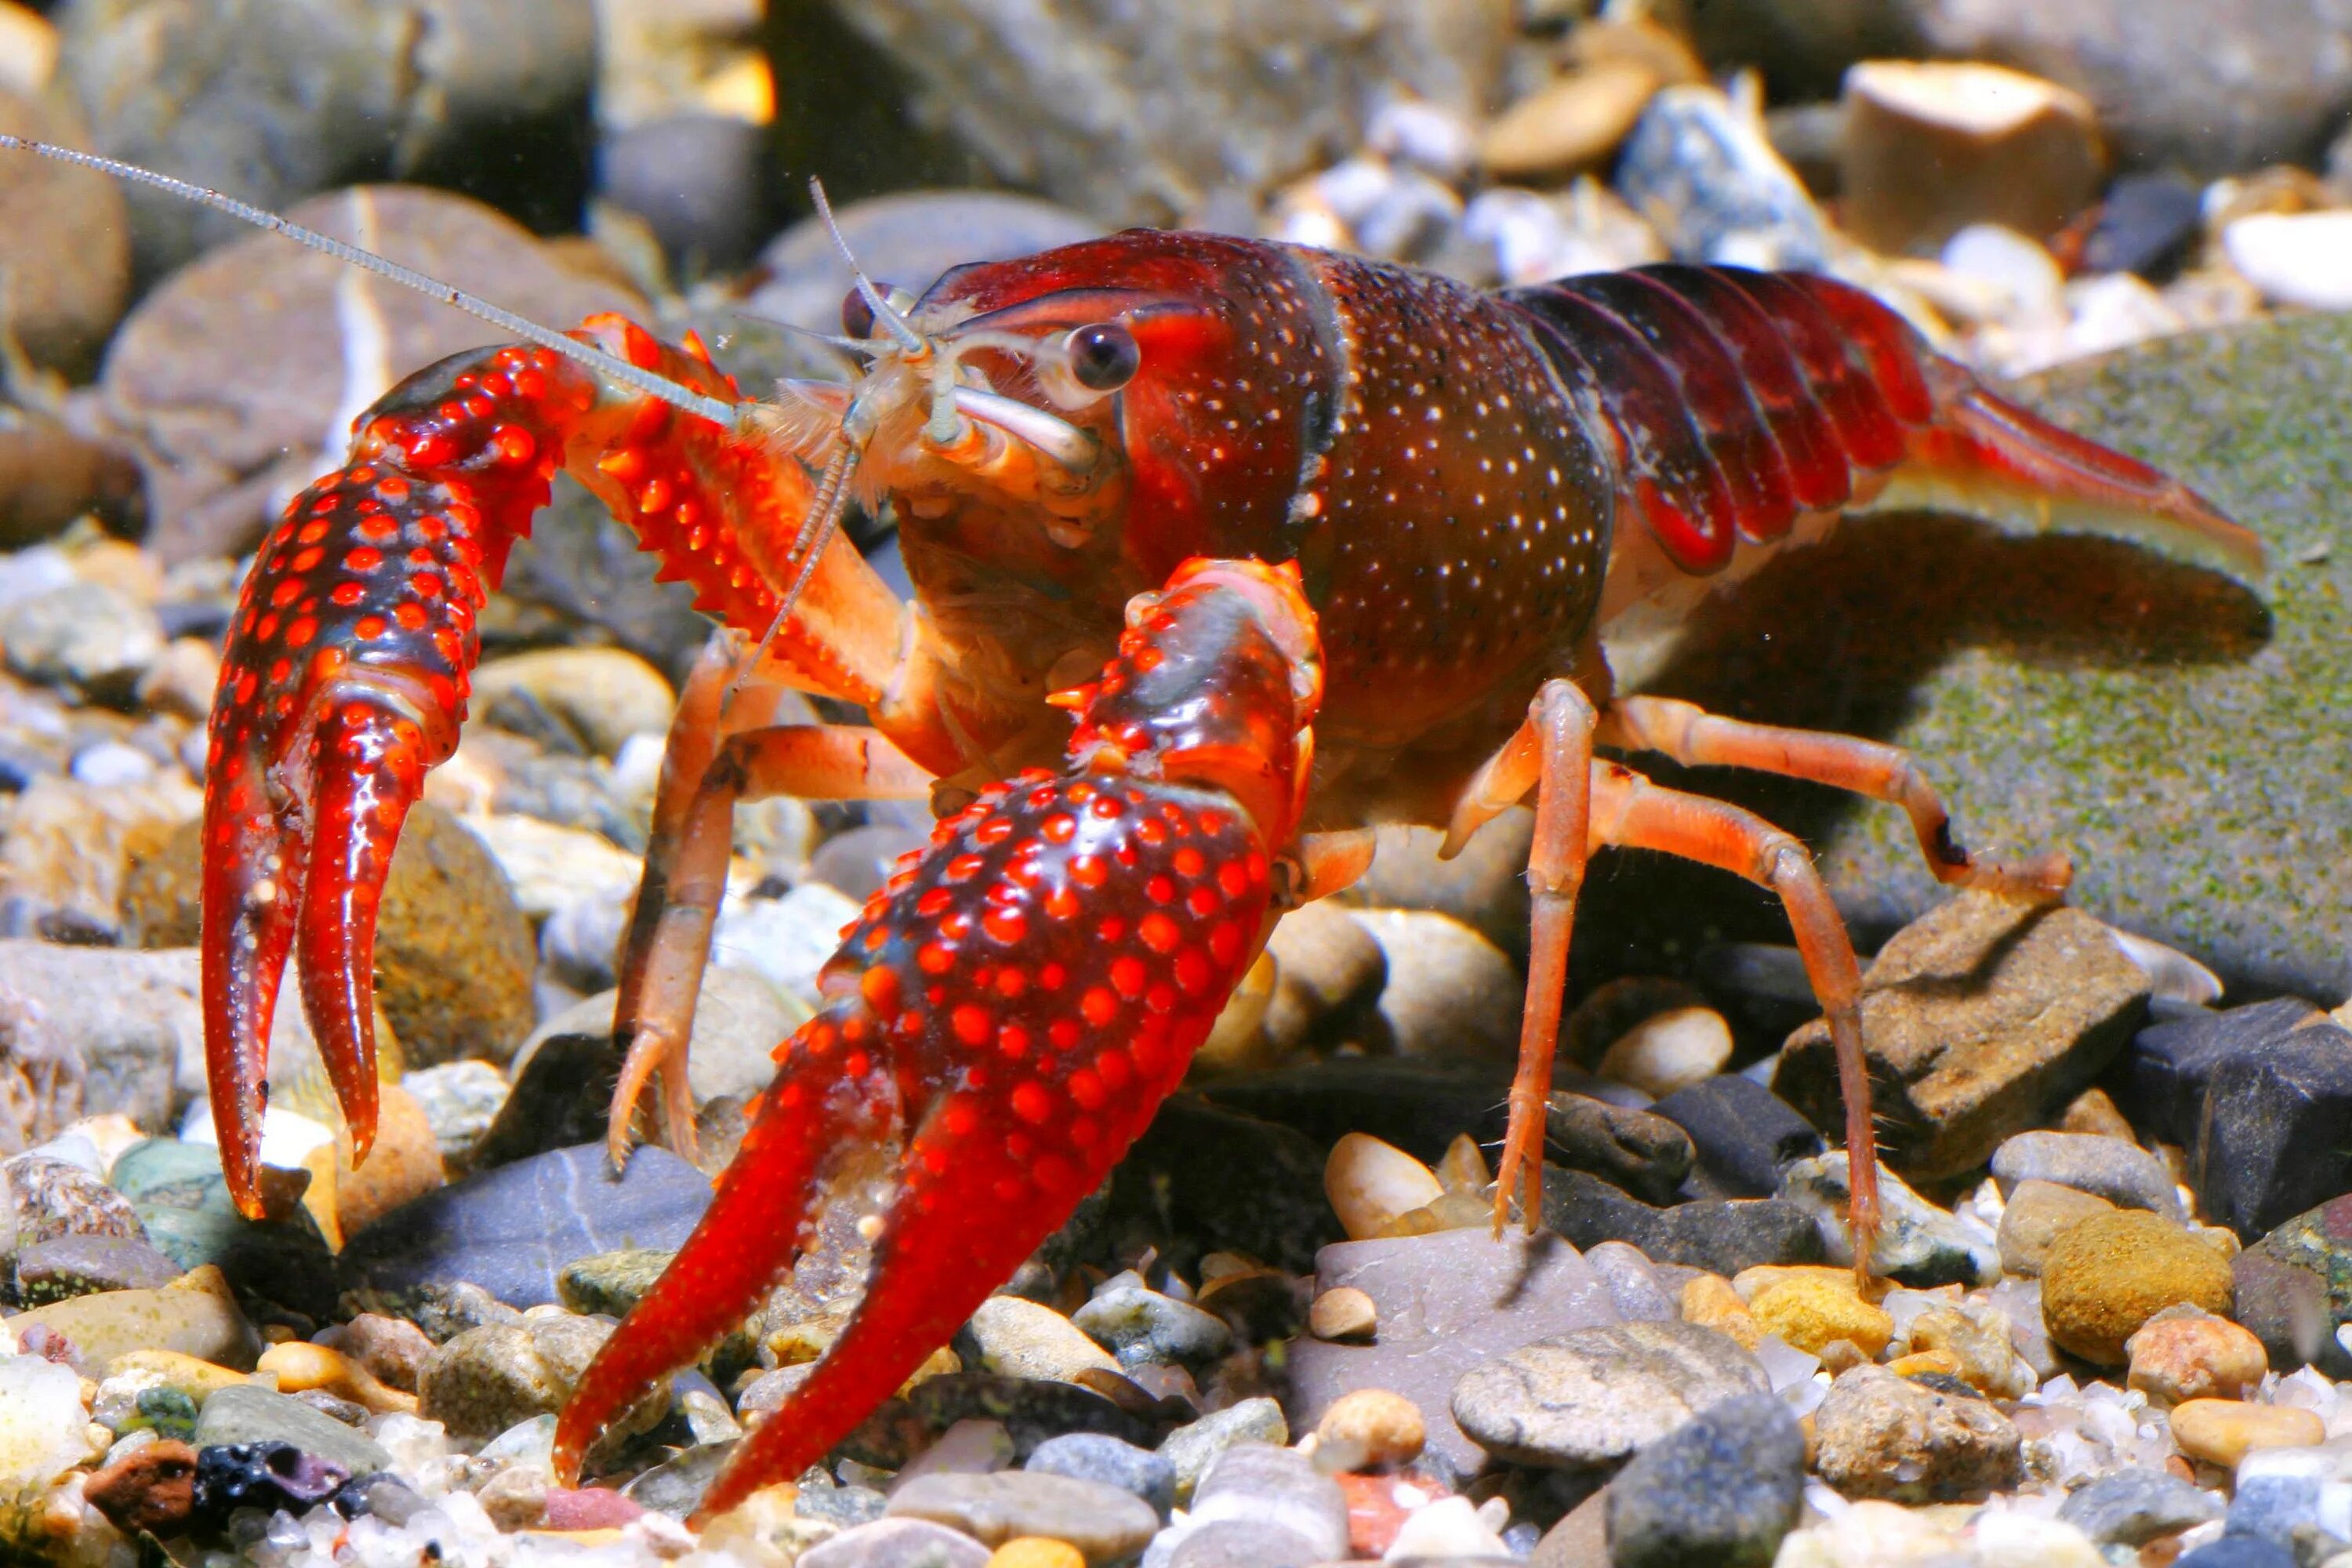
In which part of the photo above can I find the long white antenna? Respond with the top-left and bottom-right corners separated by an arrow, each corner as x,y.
809,177 -> 922,354
0,134 -> 745,429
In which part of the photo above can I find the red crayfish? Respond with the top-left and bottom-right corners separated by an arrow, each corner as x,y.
3,138 -> 2263,1522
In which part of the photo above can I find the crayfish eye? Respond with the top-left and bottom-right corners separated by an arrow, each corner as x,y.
1067,322 -> 1139,392
840,287 -> 877,339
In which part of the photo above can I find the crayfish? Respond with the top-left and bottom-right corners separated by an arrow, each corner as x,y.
2,138 -> 2263,1522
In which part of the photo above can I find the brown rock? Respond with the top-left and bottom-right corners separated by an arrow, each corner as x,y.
124,803 -> 534,1067
82,1438 -> 197,1535
1840,60 -> 2105,255
1679,1273 -> 1761,1350
1314,1388 -> 1425,1471
2169,1399 -> 2324,1469
4,774 -> 198,945
1479,60 -> 1662,180
2058,1086 -> 2136,1142
334,1083 -> 447,1236
1813,1364 -> 2022,1503
1997,1179 -> 2116,1277
1777,892 -> 2151,1181
0,85 -> 129,371
318,1312 -> 435,1392
2126,1305 -> 2267,1406
1307,1286 -> 1377,1343
2041,1210 -> 2234,1365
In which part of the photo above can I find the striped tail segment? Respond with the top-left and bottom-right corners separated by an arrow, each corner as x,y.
1503,266 -> 2263,582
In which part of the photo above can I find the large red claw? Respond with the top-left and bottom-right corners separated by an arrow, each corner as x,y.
555,560 -> 1322,1521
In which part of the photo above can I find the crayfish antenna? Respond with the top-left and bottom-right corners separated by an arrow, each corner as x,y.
0,133 -> 742,431
808,176 -> 923,354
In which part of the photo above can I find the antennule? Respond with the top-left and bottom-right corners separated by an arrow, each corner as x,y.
0,134 -> 743,429
808,178 -> 923,354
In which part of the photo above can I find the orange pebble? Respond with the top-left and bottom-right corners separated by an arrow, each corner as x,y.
987,1541 -> 1087,1568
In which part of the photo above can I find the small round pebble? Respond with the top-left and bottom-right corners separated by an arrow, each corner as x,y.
886,1471 -> 1158,1561
256,1341 -> 418,1414
987,1541 -> 1085,1568
2128,1306 -> 2268,1405
1313,1388 -> 1425,1472
960,1296 -> 1121,1383
2169,1399 -> 2325,1469
2041,1210 -> 2235,1364
1308,1286 -> 1377,1342
1324,1132 -> 1444,1241
1680,1274 -> 1762,1350
1025,1432 -> 1174,1517
1747,1275 -> 1893,1358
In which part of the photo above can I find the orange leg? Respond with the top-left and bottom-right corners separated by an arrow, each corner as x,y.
201,317 -> 908,1218
1585,760 -> 1879,1283
609,647 -> 934,1164
1599,695 -> 2070,899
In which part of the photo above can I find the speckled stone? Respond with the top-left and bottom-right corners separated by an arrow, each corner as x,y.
1450,1320 -> 1768,1469
1812,1365 -> 2021,1503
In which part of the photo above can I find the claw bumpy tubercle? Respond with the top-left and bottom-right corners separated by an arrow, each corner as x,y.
555,561 -> 1319,1519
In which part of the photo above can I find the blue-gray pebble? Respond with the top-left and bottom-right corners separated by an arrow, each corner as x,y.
2180,1537 -> 2299,1568
1026,1432 -> 1176,1517
1606,1393 -> 1803,1568
2058,1466 -> 2223,1547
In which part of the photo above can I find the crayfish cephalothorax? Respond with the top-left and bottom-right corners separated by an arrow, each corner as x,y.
0,137 -> 2268,1520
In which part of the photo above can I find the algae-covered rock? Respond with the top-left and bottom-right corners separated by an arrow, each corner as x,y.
1602,311 -> 2352,1001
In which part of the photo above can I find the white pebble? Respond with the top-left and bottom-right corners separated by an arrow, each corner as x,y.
1596,1006 -> 1732,1098
1940,223 -> 2065,323
1324,1131 -> 1444,1241
71,742 -> 157,787
2223,211 -> 2352,310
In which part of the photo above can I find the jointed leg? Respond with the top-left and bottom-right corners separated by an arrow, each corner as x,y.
1447,680 -> 1601,1232
611,636 -> 932,1163
1587,760 -> 1880,1283
1600,695 -> 2069,899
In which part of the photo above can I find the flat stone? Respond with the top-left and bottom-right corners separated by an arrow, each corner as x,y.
189,1383 -> 390,1478
2056,1466 -> 2223,1547
1450,1319 -> 1769,1469
1543,1169 -> 1826,1277
2128,1000 -> 2324,1148
1175,1443 -> 1347,1563
886,1470 -> 1159,1563
1606,1392 -> 1803,1568
1623,313 -> 2352,1005
338,1142 -> 710,1309
1025,1432 -> 1174,1517
1649,1074 -> 1824,1199
1283,1227 -> 1621,1473
1582,1241 -> 1675,1323
7,1265 -> 260,1375
10,1234 -> 183,1304
1991,1131 -> 2183,1219
1811,1365 -> 2021,1503
1071,1286 -> 1232,1370
1542,1095 -> 1693,1206
2190,1017 -> 2352,1239
797,1518 -> 991,1568
1776,893 -> 2151,1181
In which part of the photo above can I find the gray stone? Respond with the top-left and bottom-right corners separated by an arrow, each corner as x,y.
0,581 -> 162,700
1616,85 -> 1829,270
337,1142 -> 711,1310
1025,1432 -> 1174,1518
1779,1152 -> 1998,1288
1811,1365 -> 2021,1503
398,1062 -> 510,1172
10,1234 -> 183,1304
1777,894 -> 2151,1182
1285,1227 -> 1621,1474
1582,1241 -> 1675,1323
0,85 -> 130,373
1606,1393 -> 1804,1568
619,1442 -> 736,1523
1157,1399 -> 1287,1504
811,0 -> 1508,229
797,1517 -> 991,1568
1072,1285 -> 1232,1370
1178,1443 -> 1347,1562
2193,1019 -> 2352,1240
1450,1320 -> 1769,1470
2058,1466 -> 2223,1548
885,1469 -> 1160,1561
2231,1195 -> 2352,1377
1542,1169 -> 1828,1278
190,1383 -> 389,1477
2129,1000 -> 2321,1149
1991,1131 -> 2183,1220
1543,1094 -> 1693,1207
419,1313 -> 662,1443
1162,1520 -> 1319,1568
1650,1074 -> 1825,1199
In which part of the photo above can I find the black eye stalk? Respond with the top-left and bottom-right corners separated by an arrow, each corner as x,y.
1068,322 -> 1141,391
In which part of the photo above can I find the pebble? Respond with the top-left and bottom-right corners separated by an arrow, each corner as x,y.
2128,999 -> 2320,1149
2128,1305 -> 2268,1405
256,1340 -> 416,1415
470,647 -> 673,758
1025,1432 -> 1174,1518
1168,1443 -> 1348,1563
0,1352 -> 100,1496
2,1151 -> 144,1254
82,1437 -> 198,1536
11,1235 -> 182,1304
1308,1286 -> 1377,1342
1259,901 -> 1385,1058
793,1516 -> 994,1568
1615,84 -> 1828,270
1777,893 -> 2152,1183
7,1263 -> 260,1375
2234,1193 -> 2352,1376
2056,1465 -> 2223,1547
1543,1094 -> 1693,1206
189,1383 -> 390,1477
2191,1012 -> 2352,1238
1479,59 -> 1663,180
1649,1074 -> 1823,1199
1595,1007 -> 1733,1100
556,1248 -> 676,1320
2041,1209 -> 2235,1364
988,1541 -> 1086,1568
887,1471 -> 1159,1563
338,1142 -> 711,1310
1312,1388 -> 1425,1472
419,1314 -> 663,1443
2171,1399 -> 2326,1469
1777,1152 -> 1997,1287
1746,1272 -> 1893,1358
1324,1131 -> 1447,1241
316,1313 -> 435,1393
1348,910 -> 1523,1065
1583,1240 -> 1675,1323
1607,1392 -> 1803,1568
1071,1284 -> 1232,1370
0,579 -> 162,700
1991,1130 -> 2184,1219
1997,1179 -> 2117,1276
2223,212 -> 2352,313
710,882 -> 862,1011
397,1061 -> 510,1170
1904,1306 -> 2036,1401
1384,1493 -> 1511,1559
961,1296 -> 1121,1384
1544,1169 -> 1826,1276
1680,1273 -> 1762,1350
1157,1399 -> 1287,1503
1450,1319 -> 1768,1469
1812,1364 -> 2022,1502
1838,60 -> 2101,255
